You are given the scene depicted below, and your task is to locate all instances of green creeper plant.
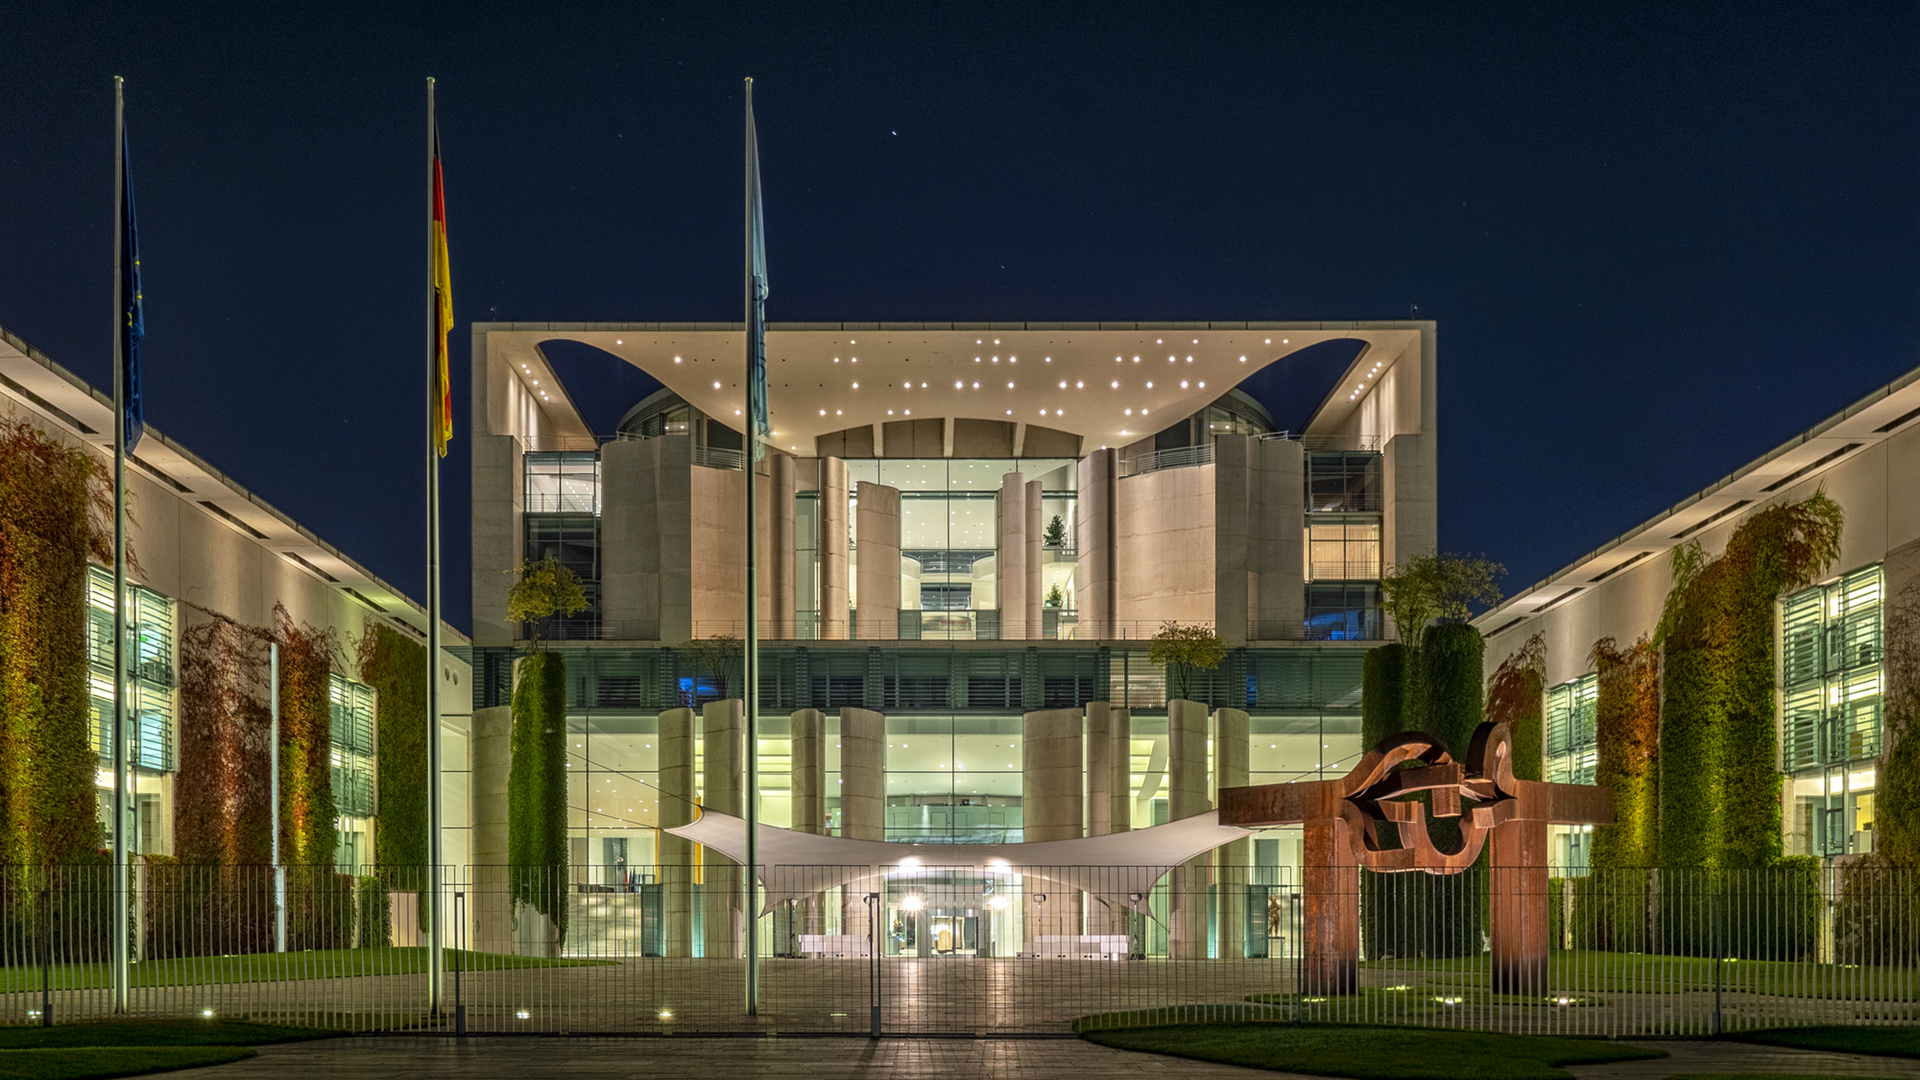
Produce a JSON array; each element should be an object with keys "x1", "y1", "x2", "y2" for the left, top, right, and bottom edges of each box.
[
  {"x1": 0, "y1": 417, "x2": 120, "y2": 870},
  {"x1": 1379, "y1": 552, "x2": 1505, "y2": 647},
  {"x1": 358, "y1": 621, "x2": 428, "y2": 925},
  {"x1": 509, "y1": 650, "x2": 569, "y2": 942},
  {"x1": 1149, "y1": 621, "x2": 1226, "y2": 703},
  {"x1": 1874, "y1": 580, "x2": 1920, "y2": 867},
  {"x1": 505, "y1": 554, "x2": 587, "y2": 649},
  {"x1": 1656, "y1": 492, "x2": 1843, "y2": 871}
]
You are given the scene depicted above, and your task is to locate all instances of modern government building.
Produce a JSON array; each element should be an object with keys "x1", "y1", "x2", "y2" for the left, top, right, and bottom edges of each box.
[{"x1": 6, "y1": 305, "x2": 1916, "y2": 963}]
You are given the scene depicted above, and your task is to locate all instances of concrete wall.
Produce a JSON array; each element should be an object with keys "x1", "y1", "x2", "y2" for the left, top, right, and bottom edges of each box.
[
  {"x1": 855, "y1": 482, "x2": 901, "y2": 639},
  {"x1": 599, "y1": 436, "x2": 692, "y2": 642},
  {"x1": 772, "y1": 454, "x2": 797, "y2": 636},
  {"x1": 1214, "y1": 436, "x2": 1306, "y2": 644},
  {"x1": 790, "y1": 709, "x2": 826, "y2": 834},
  {"x1": 1213, "y1": 707, "x2": 1250, "y2": 960},
  {"x1": 1167, "y1": 697, "x2": 1211, "y2": 959},
  {"x1": 1115, "y1": 464, "x2": 1217, "y2": 627}
]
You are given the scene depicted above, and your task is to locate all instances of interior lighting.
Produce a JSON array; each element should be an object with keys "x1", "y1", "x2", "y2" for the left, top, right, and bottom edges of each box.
[
  {"x1": 1006, "y1": 381, "x2": 1014, "y2": 388},
  {"x1": 993, "y1": 339, "x2": 999, "y2": 344},
  {"x1": 852, "y1": 382, "x2": 859, "y2": 388},
  {"x1": 956, "y1": 381, "x2": 964, "y2": 388},
  {"x1": 674, "y1": 356, "x2": 682, "y2": 362},
  {"x1": 888, "y1": 410, "x2": 895, "y2": 415},
  {"x1": 1198, "y1": 381, "x2": 1205, "y2": 388},
  {"x1": 659, "y1": 1011, "x2": 673, "y2": 1019},
  {"x1": 1125, "y1": 408, "x2": 1132, "y2": 415},
  {"x1": 1181, "y1": 381, "x2": 1189, "y2": 388},
  {"x1": 1146, "y1": 381, "x2": 1153, "y2": 388},
  {"x1": 713, "y1": 381, "x2": 722, "y2": 389},
  {"x1": 820, "y1": 409, "x2": 827, "y2": 415},
  {"x1": 986, "y1": 894, "x2": 1009, "y2": 912},
  {"x1": 836, "y1": 410, "x2": 842, "y2": 415},
  {"x1": 1132, "y1": 355, "x2": 1140, "y2": 362},
  {"x1": 1044, "y1": 356, "x2": 1051, "y2": 362},
  {"x1": 1059, "y1": 381, "x2": 1068, "y2": 388},
  {"x1": 1076, "y1": 381, "x2": 1084, "y2": 388},
  {"x1": 1110, "y1": 380, "x2": 1119, "y2": 388},
  {"x1": 904, "y1": 410, "x2": 910, "y2": 415},
  {"x1": 1156, "y1": 339, "x2": 1162, "y2": 344},
  {"x1": 734, "y1": 409, "x2": 742, "y2": 415},
  {"x1": 972, "y1": 381, "x2": 980, "y2": 388}
]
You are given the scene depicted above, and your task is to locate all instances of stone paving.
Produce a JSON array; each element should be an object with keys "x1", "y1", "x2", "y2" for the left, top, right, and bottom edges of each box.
[{"x1": 156, "y1": 1034, "x2": 1920, "y2": 1080}]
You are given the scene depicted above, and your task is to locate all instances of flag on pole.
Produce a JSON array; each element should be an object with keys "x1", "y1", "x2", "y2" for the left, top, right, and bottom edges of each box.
[
  {"x1": 745, "y1": 87, "x2": 769, "y2": 461},
  {"x1": 430, "y1": 123, "x2": 453, "y2": 457},
  {"x1": 120, "y1": 127, "x2": 144, "y2": 453}
]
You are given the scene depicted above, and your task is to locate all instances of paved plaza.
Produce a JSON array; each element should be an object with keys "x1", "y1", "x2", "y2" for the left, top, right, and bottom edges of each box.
[{"x1": 157, "y1": 1034, "x2": 1920, "y2": 1080}]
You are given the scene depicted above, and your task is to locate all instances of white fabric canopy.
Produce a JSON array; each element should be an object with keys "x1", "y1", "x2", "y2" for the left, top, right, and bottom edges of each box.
[{"x1": 666, "y1": 809, "x2": 1252, "y2": 919}]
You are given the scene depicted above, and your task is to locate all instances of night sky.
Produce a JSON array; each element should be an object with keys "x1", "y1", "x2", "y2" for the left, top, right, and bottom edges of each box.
[{"x1": 4, "y1": 2, "x2": 1915, "y2": 634}]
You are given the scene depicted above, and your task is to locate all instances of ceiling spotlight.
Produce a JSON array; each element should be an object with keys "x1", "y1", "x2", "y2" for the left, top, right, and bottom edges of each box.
[
  {"x1": 1076, "y1": 381, "x2": 1083, "y2": 388},
  {"x1": 1181, "y1": 381, "x2": 1189, "y2": 388},
  {"x1": 1146, "y1": 381, "x2": 1153, "y2": 387},
  {"x1": 1059, "y1": 381, "x2": 1068, "y2": 389},
  {"x1": 713, "y1": 381, "x2": 722, "y2": 389},
  {"x1": 1110, "y1": 380, "x2": 1118, "y2": 388},
  {"x1": 615, "y1": 339, "x2": 623, "y2": 345},
  {"x1": 852, "y1": 382, "x2": 859, "y2": 388}
]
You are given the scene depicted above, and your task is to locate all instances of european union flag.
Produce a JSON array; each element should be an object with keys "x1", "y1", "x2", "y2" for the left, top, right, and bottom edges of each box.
[
  {"x1": 120, "y1": 126, "x2": 143, "y2": 452},
  {"x1": 745, "y1": 83, "x2": 769, "y2": 461}
]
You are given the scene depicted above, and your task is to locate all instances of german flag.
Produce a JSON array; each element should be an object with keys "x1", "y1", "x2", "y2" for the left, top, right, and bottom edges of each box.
[{"x1": 430, "y1": 121, "x2": 453, "y2": 457}]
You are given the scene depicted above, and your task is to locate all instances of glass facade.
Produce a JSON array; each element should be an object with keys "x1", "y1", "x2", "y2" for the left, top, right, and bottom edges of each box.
[
  {"x1": 86, "y1": 565, "x2": 176, "y2": 856},
  {"x1": 1782, "y1": 565, "x2": 1884, "y2": 858},
  {"x1": 330, "y1": 672, "x2": 376, "y2": 867},
  {"x1": 1545, "y1": 673, "x2": 1598, "y2": 872}
]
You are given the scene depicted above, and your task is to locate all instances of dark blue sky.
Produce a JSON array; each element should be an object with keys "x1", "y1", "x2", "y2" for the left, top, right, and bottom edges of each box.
[{"x1": 3, "y1": 2, "x2": 1915, "y2": 632}]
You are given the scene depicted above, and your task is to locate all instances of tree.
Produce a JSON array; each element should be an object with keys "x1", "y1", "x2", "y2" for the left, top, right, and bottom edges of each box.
[
  {"x1": 1379, "y1": 552, "x2": 1505, "y2": 646},
  {"x1": 1044, "y1": 583, "x2": 1063, "y2": 608},
  {"x1": 505, "y1": 555, "x2": 587, "y2": 649},
  {"x1": 1043, "y1": 514, "x2": 1066, "y2": 548},
  {"x1": 682, "y1": 634, "x2": 742, "y2": 701},
  {"x1": 1149, "y1": 621, "x2": 1226, "y2": 703}
]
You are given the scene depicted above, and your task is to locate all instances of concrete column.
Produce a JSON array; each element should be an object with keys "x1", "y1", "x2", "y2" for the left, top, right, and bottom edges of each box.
[
  {"x1": 820, "y1": 458, "x2": 849, "y2": 639},
  {"x1": 838, "y1": 707, "x2": 885, "y2": 841},
  {"x1": 1213, "y1": 707, "x2": 1250, "y2": 960},
  {"x1": 1257, "y1": 438, "x2": 1305, "y2": 640},
  {"x1": 1109, "y1": 707, "x2": 1132, "y2": 834},
  {"x1": 997, "y1": 472, "x2": 1028, "y2": 639},
  {"x1": 1021, "y1": 708, "x2": 1084, "y2": 842},
  {"x1": 771, "y1": 454, "x2": 797, "y2": 637},
  {"x1": 790, "y1": 709, "x2": 826, "y2": 834},
  {"x1": 469, "y1": 705, "x2": 512, "y2": 954},
  {"x1": 1025, "y1": 480, "x2": 1044, "y2": 639},
  {"x1": 855, "y1": 482, "x2": 901, "y2": 640},
  {"x1": 657, "y1": 437, "x2": 694, "y2": 645},
  {"x1": 1076, "y1": 449, "x2": 1117, "y2": 639},
  {"x1": 657, "y1": 707, "x2": 696, "y2": 957},
  {"x1": 599, "y1": 438, "x2": 651, "y2": 639},
  {"x1": 1086, "y1": 702, "x2": 1116, "y2": 837},
  {"x1": 702, "y1": 699, "x2": 744, "y2": 959},
  {"x1": 1168, "y1": 697, "x2": 1211, "y2": 959}
]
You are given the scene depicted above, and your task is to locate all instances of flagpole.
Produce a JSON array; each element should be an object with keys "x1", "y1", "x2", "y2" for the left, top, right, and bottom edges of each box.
[
  {"x1": 110, "y1": 74, "x2": 131, "y2": 1016},
  {"x1": 425, "y1": 75, "x2": 445, "y2": 1016},
  {"x1": 742, "y1": 76, "x2": 761, "y2": 1018}
]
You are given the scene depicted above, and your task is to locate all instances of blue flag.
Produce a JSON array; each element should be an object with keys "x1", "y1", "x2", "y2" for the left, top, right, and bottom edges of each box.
[
  {"x1": 745, "y1": 84, "x2": 769, "y2": 461},
  {"x1": 120, "y1": 127, "x2": 144, "y2": 452}
]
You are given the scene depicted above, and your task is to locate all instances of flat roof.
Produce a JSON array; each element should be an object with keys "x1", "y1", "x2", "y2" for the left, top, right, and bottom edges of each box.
[
  {"x1": 477, "y1": 320, "x2": 1429, "y2": 450},
  {"x1": 0, "y1": 323, "x2": 467, "y2": 644},
  {"x1": 1473, "y1": 358, "x2": 1920, "y2": 630}
]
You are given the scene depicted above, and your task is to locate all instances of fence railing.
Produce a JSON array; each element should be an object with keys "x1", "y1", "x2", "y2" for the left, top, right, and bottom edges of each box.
[
  {"x1": 5, "y1": 861, "x2": 1912, "y2": 1036},
  {"x1": 1118, "y1": 444, "x2": 1213, "y2": 478}
]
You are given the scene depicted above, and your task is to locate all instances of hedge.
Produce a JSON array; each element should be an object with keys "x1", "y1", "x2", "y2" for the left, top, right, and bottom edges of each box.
[{"x1": 509, "y1": 651, "x2": 569, "y2": 940}]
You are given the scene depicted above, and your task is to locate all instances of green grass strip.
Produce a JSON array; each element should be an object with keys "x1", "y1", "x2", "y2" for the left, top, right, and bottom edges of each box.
[
  {"x1": 1081, "y1": 1022, "x2": 1664, "y2": 1080},
  {"x1": 0, "y1": 1020, "x2": 328, "y2": 1049},
  {"x1": 1727, "y1": 1025, "x2": 1920, "y2": 1058},
  {"x1": 0, "y1": 1046, "x2": 255, "y2": 1080},
  {"x1": 1667, "y1": 1075, "x2": 1885, "y2": 1080},
  {"x1": 0, "y1": 946, "x2": 607, "y2": 992},
  {"x1": 1372, "y1": 950, "x2": 1916, "y2": 1000}
]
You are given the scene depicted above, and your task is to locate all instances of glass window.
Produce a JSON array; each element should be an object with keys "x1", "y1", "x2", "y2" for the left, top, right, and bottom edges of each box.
[
  {"x1": 1305, "y1": 451, "x2": 1382, "y2": 513},
  {"x1": 524, "y1": 451, "x2": 601, "y2": 514},
  {"x1": 1545, "y1": 674, "x2": 1597, "y2": 785},
  {"x1": 329, "y1": 674, "x2": 376, "y2": 818},
  {"x1": 87, "y1": 566, "x2": 175, "y2": 773},
  {"x1": 1305, "y1": 518, "x2": 1381, "y2": 581},
  {"x1": 1782, "y1": 565, "x2": 1884, "y2": 858},
  {"x1": 1303, "y1": 584, "x2": 1380, "y2": 641}
]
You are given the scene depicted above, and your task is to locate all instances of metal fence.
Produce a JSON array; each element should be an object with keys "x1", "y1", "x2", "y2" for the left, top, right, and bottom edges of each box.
[{"x1": 3, "y1": 861, "x2": 1914, "y2": 1036}]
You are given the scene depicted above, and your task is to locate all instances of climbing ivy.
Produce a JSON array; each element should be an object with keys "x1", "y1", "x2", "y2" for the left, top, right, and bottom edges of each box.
[
  {"x1": 1589, "y1": 636, "x2": 1661, "y2": 871},
  {"x1": 358, "y1": 622, "x2": 428, "y2": 879},
  {"x1": 175, "y1": 611, "x2": 272, "y2": 867},
  {"x1": 0, "y1": 417, "x2": 118, "y2": 869},
  {"x1": 1484, "y1": 633, "x2": 1545, "y2": 783},
  {"x1": 1657, "y1": 492, "x2": 1843, "y2": 870},
  {"x1": 509, "y1": 650, "x2": 569, "y2": 942},
  {"x1": 1875, "y1": 580, "x2": 1920, "y2": 867}
]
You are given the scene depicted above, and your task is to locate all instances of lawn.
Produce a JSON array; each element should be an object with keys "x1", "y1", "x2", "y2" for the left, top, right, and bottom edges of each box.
[
  {"x1": 1081, "y1": 1022, "x2": 1665, "y2": 1080},
  {"x1": 1728, "y1": 1025, "x2": 1920, "y2": 1058},
  {"x1": 0, "y1": 946, "x2": 608, "y2": 993},
  {"x1": 1373, "y1": 950, "x2": 1916, "y2": 1000},
  {"x1": 0, "y1": 1018, "x2": 333, "y2": 1080}
]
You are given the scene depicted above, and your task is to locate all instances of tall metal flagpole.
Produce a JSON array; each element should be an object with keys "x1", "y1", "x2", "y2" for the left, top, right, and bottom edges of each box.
[
  {"x1": 110, "y1": 74, "x2": 131, "y2": 1016},
  {"x1": 742, "y1": 76, "x2": 761, "y2": 1017},
  {"x1": 425, "y1": 76, "x2": 445, "y2": 1015}
]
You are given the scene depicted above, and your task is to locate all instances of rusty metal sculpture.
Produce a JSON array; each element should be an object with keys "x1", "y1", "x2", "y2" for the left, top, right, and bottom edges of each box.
[{"x1": 1219, "y1": 720, "x2": 1612, "y2": 994}]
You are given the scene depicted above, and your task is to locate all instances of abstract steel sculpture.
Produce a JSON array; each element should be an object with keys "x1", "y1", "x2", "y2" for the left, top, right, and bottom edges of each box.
[{"x1": 1218, "y1": 721, "x2": 1612, "y2": 994}]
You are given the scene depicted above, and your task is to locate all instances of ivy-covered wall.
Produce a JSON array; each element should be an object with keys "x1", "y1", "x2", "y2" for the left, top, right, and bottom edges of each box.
[
  {"x1": 0, "y1": 417, "x2": 116, "y2": 867},
  {"x1": 358, "y1": 622, "x2": 427, "y2": 877},
  {"x1": 1484, "y1": 633, "x2": 1545, "y2": 783},
  {"x1": 1876, "y1": 580, "x2": 1920, "y2": 867},
  {"x1": 510, "y1": 651, "x2": 569, "y2": 939},
  {"x1": 1589, "y1": 636, "x2": 1660, "y2": 871},
  {"x1": 273, "y1": 605, "x2": 338, "y2": 870},
  {"x1": 1657, "y1": 493, "x2": 1842, "y2": 870},
  {"x1": 175, "y1": 612, "x2": 272, "y2": 866}
]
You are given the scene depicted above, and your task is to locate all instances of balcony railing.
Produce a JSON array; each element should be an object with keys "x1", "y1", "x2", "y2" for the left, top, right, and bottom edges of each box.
[{"x1": 1118, "y1": 443, "x2": 1213, "y2": 478}]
